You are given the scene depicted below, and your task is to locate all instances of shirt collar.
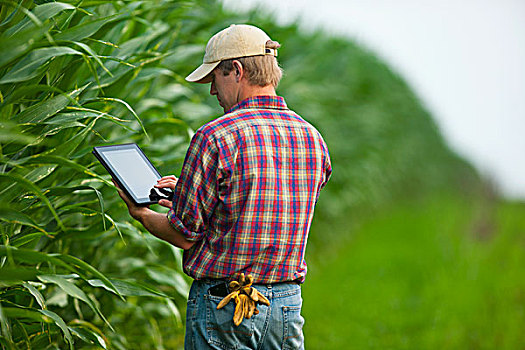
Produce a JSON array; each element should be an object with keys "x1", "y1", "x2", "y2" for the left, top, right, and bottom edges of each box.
[{"x1": 226, "y1": 95, "x2": 288, "y2": 114}]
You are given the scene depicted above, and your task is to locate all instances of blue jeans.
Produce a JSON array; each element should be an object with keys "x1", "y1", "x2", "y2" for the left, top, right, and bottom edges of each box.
[{"x1": 185, "y1": 279, "x2": 305, "y2": 350}]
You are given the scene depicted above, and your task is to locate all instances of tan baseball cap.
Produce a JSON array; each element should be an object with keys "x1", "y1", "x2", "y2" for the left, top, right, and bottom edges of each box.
[{"x1": 185, "y1": 24, "x2": 278, "y2": 83}]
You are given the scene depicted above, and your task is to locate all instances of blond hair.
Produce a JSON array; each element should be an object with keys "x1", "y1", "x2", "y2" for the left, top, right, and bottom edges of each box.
[{"x1": 217, "y1": 40, "x2": 283, "y2": 87}]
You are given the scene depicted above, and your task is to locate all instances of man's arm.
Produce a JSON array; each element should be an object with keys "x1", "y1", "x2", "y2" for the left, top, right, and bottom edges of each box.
[
  {"x1": 135, "y1": 209, "x2": 195, "y2": 250},
  {"x1": 114, "y1": 181, "x2": 195, "y2": 250}
]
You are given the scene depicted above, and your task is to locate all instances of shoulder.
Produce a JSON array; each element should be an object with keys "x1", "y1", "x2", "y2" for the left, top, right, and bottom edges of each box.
[
  {"x1": 196, "y1": 108, "x2": 267, "y2": 141},
  {"x1": 202, "y1": 107, "x2": 317, "y2": 136}
]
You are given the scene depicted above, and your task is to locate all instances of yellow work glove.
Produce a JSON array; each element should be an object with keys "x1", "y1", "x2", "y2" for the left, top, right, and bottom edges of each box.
[{"x1": 216, "y1": 273, "x2": 270, "y2": 326}]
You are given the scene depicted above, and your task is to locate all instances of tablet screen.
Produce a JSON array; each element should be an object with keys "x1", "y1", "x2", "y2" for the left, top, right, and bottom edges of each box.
[{"x1": 93, "y1": 144, "x2": 161, "y2": 204}]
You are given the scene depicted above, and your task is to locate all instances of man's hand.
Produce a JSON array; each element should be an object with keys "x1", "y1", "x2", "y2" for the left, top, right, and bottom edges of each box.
[
  {"x1": 112, "y1": 179, "x2": 149, "y2": 222},
  {"x1": 155, "y1": 175, "x2": 178, "y2": 208}
]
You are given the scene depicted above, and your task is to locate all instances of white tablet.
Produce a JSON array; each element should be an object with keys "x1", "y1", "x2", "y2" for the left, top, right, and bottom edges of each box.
[{"x1": 92, "y1": 143, "x2": 173, "y2": 206}]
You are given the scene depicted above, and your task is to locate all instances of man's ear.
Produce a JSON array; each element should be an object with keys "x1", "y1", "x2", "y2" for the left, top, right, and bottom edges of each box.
[{"x1": 232, "y1": 60, "x2": 243, "y2": 82}]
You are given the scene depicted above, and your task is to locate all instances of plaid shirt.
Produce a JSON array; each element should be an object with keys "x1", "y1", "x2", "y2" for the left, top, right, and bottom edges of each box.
[{"x1": 167, "y1": 95, "x2": 331, "y2": 283}]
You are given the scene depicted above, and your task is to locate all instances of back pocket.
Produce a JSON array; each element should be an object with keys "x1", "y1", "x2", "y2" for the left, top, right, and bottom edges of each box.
[
  {"x1": 282, "y1": 305, "x2": 304, "y2": 349},
  {"x1": 205, "y1": 294, "x2": 255, "y2": 350}
]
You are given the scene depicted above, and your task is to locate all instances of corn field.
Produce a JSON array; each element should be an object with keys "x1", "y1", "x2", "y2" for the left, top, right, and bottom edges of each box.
[
  {"x1": 0, "y1": 1, "x2": 225, "y2": 348},
  {"x1": 0, "y1": 1, "x2": 480, "y2": 349}
]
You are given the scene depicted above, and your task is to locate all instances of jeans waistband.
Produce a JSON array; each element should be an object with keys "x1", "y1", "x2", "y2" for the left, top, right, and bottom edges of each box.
[
  {"x1": 196, "y1": 277, "x2": 300, "y2": 287},
  {"x1": 191, "y1": 278, "x2": 301, "y2": 300}
]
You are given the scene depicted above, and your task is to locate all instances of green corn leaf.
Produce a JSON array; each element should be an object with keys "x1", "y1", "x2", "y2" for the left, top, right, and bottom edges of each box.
[
  {"x1": 169, "y1": 245, "x2": 184, "y2": 268},
  {"x1": 0, "y1": 46, "x2": 84, "y2": 84},
  {"x1": 0, "y1": 206, "x2": 47, "y2": 233},
  {"x1": 0, "y1": 267, "x2": 40, "y2": 282},
  {"x1": 91, "y1": 54, "x2": 136, "y2": 67},
  {"x1": 69, "y1": 319, "x2": 107, "y2": 349},
  {"x1": 25, "y1": 165, "x2": 57, "y2": 183},
  {"x1": 146, "y1": 266, "x2": 189, "y2": 297},
  {"x1": 0, "y1": 173, "x2": 65, "y2": 231},
  {"x1": 3, "y1": 2, "x2": 75, "y2": 37},
  {"x1": 166, "y1": 298, "x2": 182, "y2": 328},
  {"x1": 137, "y1": 98, "x2": 168, "y2": 113},
  {"x1": 0, "y1": 246, "x2": 74, "y2": 272},
  {"x1": 85, "y1": 37, "x2": 119, "y2": 49},
  {"x1": 69, "y1": 41, "x2": 112, "y2": 77},
  {"x1": 0, "y1": 1, "x2": 22, "y2": 27},
  {"x1": 0, "y1": 305, "x2": 15, "y2": 349},
  {"x1": 0, "y1": 83, "x2": 67, "y2": 106},
  {"x1": 69, "y1": 326, "x2": 107, "y2": 349},
  {"x1": 43, "y1": 118, "x2": 87, "y2": 128},
  {"x1": 22, "y1": 282, "x2": 46, "y2": 309},
  {"x1": 87, "y1": 278, "x2": 170, "y2": 298},
  {"x1": 53, "y1": 226, "x2": 109, "y2": 242},
  {"x1": 81, "y1": 53, "x2": 103, "y2": 90},
  {"x1": 52, "y1": 117, "x2": 97, "y2": 156},
  {"x1": 0, "y1": 1, "x2": 42, "y2": 34},
  {"x1": 133, "y1": 67, "x2": 176, "y2": 82},
  {"x1": 103, "y1": 213, "x2": 124, "y2": 242},
  {"x1": 58, "y1": 203, "x2": 99, "y2": 216},
  {"x1": 36, "y1": 274, "x2": 83, "y2": 295},
  {"x1": 15, "y1": 85, "x2": 86, "y2": 124},
  {"x1": 113, "y1": 22, "x2": 169, "y2": 60},
  {"x1": 163, "y1": 44, "x2": 204, "y2": 66},
  {"x1": 55, "y1": 254, "x2": 123, "y2": 301},
  {"x1": 0, "y1": 121, "x2": 36, "y2": 144},
  {"x1": 94, "y1": 64, "x2": 133, "y2": 89},
  {"x1": 1, "y1": 307, "x2": 46, "y2": 322},
  {"x1": 0, "y1": 281, "x2": 21, "y2": 288},
  {"x1": 37, "y1": 274, "x2": 113, "y2": 330},
  {"x1": 10, "y1": 232, "x2": 51, "y2": 247},
  {"x1": 45, "y1": 186, "x2": 94, "y2": 197},
  {"x1": 96, "y1": 97, "x2": 148, "y2": 138},
  {"x1": 38, "y1": 309, "x2": 74, "y2": 350},
  {"x1": 0, "y1": 246, "x2": 119, "y2": 300},
  {"x1": 41, "y1": 111, "x2": 99, "y2": 124},
  {"x1": 63, "y1": 106, "x2": 135, "y2": 131},
  {"x1": 54, "y1": 13, "x2": 127, "y2": 42},
  {"x1": 0, "y1": 24, "x2": 50, "y2": 68},
  {"x1": 24, "y1": 155, "x2": 107, "y2": 183},
  {"x1": 42, "y1": 120, "x2": 87, "y2": 134},
  {"x1": 45, "y1": 184, "x2": 106, "y2": 230}
]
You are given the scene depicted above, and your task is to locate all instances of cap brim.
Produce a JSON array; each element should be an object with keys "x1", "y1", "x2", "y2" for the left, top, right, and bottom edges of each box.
[{"x1": 185, "y1": 61, "x2": 220, "y2": 83}]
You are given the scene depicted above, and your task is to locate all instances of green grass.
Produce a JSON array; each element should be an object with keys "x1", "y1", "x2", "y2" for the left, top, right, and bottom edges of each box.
[{"x1": 303, "y1": 194, "x2": 525, "y2": 349}]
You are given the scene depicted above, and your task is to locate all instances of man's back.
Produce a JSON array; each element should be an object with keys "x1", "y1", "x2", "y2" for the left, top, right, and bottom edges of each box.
[{"x1": 168, "y1": 95, "x2": 331, "y2": 283}]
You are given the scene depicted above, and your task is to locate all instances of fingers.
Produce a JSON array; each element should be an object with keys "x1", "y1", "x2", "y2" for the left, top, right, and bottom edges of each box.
[
  {"x1": 233, "y1": 295, "x2": 246, "y2": 326},
  {"x1": 155, "y1": 181, "x2": 176, "y2": 189},
  {"x1": 155, "y1": 175, "x2": 178, "y2": 190},
  {"x1": 158, "y1": 199, "x2": 173, "y2": 208}
]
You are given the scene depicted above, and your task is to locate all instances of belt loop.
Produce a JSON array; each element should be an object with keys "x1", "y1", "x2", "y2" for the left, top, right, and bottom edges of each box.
[{"x1": 267, "y1": 284, "x2": 272, "y2": 299}]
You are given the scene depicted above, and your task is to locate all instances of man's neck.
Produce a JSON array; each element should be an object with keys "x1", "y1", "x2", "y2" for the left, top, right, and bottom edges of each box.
[{"x1": 238, "y1": 83, "x2": 276, "y2": 103}]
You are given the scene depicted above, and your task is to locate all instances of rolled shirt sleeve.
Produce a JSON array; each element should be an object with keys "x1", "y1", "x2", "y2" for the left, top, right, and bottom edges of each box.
[
  {"x1": 321, "y1": 138, "x2": 332, "y2": 189},
  {"x1": 167, "y1": 130, "x2": 219, "y2": 242}
]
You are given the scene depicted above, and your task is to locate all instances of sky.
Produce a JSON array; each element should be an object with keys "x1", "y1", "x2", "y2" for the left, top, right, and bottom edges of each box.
[{"x1": 222, "y1": 0, "x2": 525, "y2": 199}]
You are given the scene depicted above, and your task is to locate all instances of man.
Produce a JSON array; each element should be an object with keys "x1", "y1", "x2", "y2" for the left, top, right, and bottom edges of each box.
[{"x1": 117, "y1": 24, "x2": 331, "y2": 349}]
